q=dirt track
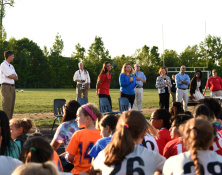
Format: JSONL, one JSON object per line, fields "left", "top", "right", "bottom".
{"left": 13, "top": 108, "right": 158, "bottom": 120}
{"left": 13, "top": 107, "right": 195, "bottom": 120}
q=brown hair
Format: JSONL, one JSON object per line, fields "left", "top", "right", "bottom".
{"left": 104, "top": 110, "right": 147, "bottom": 166}
{"left": 79, "top": 103, "right": 103, "bottom": 129}
{"left": 169, "top": 102, "right": 184, "bottom": 117}
{"left": 158, "top": 67, "right": 168, "bottom": 75}
{"left": 183, "top": 118, "right": 214, "bottom": 175}
{"left": 10, "top": 118, "right": 33, "bottom": 135}
{"left": 121, "top": 63, "right": 135, "bottom": 75}
{"left": 20, "top": 136, "right": 53, "bottom": 163}
{"left": 62, "top": 100, "right": 81, "bottom": 123}
{"left": 100, "top": 114, "right": 119, "bottom": 134}
{"left": 12, "top": 161, "right": 60, "bottom": 175}
{"left": 98, "top": 61, "right": 111, "bottom": 78}
{"left": 4, "top": 51, "right": 14, "bottom": 59}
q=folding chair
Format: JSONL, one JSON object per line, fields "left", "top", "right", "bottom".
{"left": 51, "top": 99, "right": 66, "bottom": 133}
{"left": 118, "top": 97, "right": 130, "bottom": 112}
{"left": 77, "top": 98, "right": 88, "bottom": 106}
{"left": 99, "top": 98, "right": 120, "bottom": 114}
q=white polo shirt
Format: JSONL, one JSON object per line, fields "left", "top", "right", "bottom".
{"left": 0, "top": 60, "right": 17, "bottom": 85}
{"left": 73, "top": 69, "right": 90, "bottom": 84}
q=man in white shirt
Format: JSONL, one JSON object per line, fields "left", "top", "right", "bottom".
{"left": 73, "top": 62, "right": 90, "bottom": 100}
{"left": 0, "top": 51, "right": 18, "bottom": 119}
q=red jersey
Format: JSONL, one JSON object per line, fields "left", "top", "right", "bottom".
{"left": 163, "top": 137, "right": 186, "bottom": 159}
{"left": 98, "top": 73, "right": 111, "bottom": 95}
{"left": 210, "top": 129, "right": 222, "bottom": 156}
{"left": 155, "top": 128, "right": 172, "bottom": 155}
{"left": 66, "top": 129, "right": 101, "bottom": 175}
{"left": 206, "top": 76, "right": 222, "bottom": 91}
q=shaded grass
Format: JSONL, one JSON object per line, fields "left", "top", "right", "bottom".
{"left": 33, "top": 118, "right": 56, "bottom": 127}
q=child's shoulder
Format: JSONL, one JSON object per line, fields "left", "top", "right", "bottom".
{"left": 74, "top": 129, "right": 100, "bottom": 135}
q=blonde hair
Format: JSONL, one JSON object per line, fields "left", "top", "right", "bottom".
{"left": 12, "top": 161, "right": 60, "bottom": 175}
{"left": 79, "top": 103, "right": 103, "bottom": 129}
{"left": 10, "top": 118, "right": 33, "bottom": 134}
{"left": 183, "top": 118, "right": 214, "bottom": 175}
{"left": 121, "top": 63, "right": 135, "bottom": 75}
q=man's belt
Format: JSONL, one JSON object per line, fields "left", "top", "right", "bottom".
{"left": 1, "top": 83, "right": 15, "bottom": 86}
{"left": 178, "top": 88, "right": 187, "bottom": 90}
{"left": 136, "top": 86, "right": 143, "bottom": 88}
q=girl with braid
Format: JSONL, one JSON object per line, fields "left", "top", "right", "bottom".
{"left": 163, "top": 118, "right": 222, "bottom": 175}
{"left": 92, "top": 110, "right": 166, "bottom": 175}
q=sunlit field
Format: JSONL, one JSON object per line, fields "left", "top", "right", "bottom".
{"left": 0, "top": 89, "right": 161, "bottom": 113}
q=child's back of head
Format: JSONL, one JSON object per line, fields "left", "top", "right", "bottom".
{"left": 20, "top": 136, "right": 53, "bottom": 164}
{"left": 12, "top": 161, "right": 60, "bottom": 175}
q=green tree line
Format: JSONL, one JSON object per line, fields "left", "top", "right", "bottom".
{"left": 0, "top": 34, "right": 222, "bottom": 89}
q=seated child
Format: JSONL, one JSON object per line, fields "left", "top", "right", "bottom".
{"left": 66, "top": 103, "right": 103, "bottom": 175}
{"left": 163, "top": 114, "right": 193, "bottom": 159}
{"left": 150, "top": 109, "right": 172, "bottom": 155}
{"left": 89, "top": 114, "right": 119, "bottom": 159}
{"left": 10, "top": 118, "right": 33, "bottom": 150}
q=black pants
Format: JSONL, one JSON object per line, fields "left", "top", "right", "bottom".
{"left": 159, "top": 92, "right": 169, "bottom": 111}
{"left": 99, "top": 94, "right": 112, "bottom": 109}
{"left": 121, "top": 92, "right": 135, "bottom": 108}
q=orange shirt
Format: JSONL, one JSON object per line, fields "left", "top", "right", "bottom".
{"left": 66, "top": 129, "right": 101, "bottom": 175}
{"left": 53, "top": 151, "right": 63, "bottom": 172}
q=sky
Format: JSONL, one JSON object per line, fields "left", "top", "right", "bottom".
{"left": 3, "top": 0, "right": 222, "bottom": 58}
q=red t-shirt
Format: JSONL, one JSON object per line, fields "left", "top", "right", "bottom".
{"left": 155, "top": 128, "right": 172, "bottom": 155}
{"left": 210, "top": 129, "right": 222, "bottom": 156}
{"left": 206, "top": 76, "right": 222, "bottom": 91}
{"left": 98, "top": 73, "right": 111, "bottom": 95}
{"left": 163, "top": 137, "right": 186, "bottom": 159}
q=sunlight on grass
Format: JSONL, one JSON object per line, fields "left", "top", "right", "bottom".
{"left": 0, "top": 89, "right": 162, "bottom": 113}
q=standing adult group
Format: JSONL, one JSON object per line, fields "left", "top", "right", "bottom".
{"left": 156, "top": 65, "right": 222, "bottom": 112}
{"left": 73, "top": 62, "right": 222, "bottom": 112}
{"left": 74, "top": 61, "right": 147, "bottom": 111}
{"left": 156, "top": 66, "right": 191, "bottom": 111}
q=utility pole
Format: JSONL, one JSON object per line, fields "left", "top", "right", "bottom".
{"left": 0, "top": 0, "right": 13, "bottom": 40}
{"left": 162, "top": 24, "right": 165, "bottom": 67}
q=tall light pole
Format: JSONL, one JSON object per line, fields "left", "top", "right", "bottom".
{"left": 0, "top": 0, "right": 13, "bottom": 40}
{"left": 162, "top": 24, "right": 165, "bottom": 67}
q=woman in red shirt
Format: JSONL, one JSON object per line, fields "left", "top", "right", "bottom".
{"left": 96, "top": 61, "right": 112, "bottom": 108}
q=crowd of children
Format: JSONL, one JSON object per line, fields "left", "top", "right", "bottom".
{"left": 1, "top": 97, "right": 222, "bottom": 175}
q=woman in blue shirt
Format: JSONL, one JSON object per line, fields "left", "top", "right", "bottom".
{"left": 119, "top": 63, "right": 137, "bottom": 107}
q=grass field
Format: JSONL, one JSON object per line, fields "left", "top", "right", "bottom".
{"left": 0, "top": 89, "right": 161, "bottom": 113}
{"left": 0, "top": 89, "right": 209, "bottom": 126}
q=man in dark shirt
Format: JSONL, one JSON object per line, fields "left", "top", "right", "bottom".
{"left": 171, "top": 74, "right": 176, "bottom": 104}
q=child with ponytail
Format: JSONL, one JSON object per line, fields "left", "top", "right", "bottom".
{"left": 92, "top": 110, "right": 166, "bottom": 174}
{"left": 66, "top": 103, "right": 103, "bottom": 175}
{"left": 163, "top": 118, "right": 222, "bottom": 175}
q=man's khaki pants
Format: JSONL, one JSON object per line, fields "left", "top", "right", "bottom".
{"left": 1, "top": 84, "right": 15, "bottom": 119}
{"left": 76, "top": 84, "right": 88, "bottom": 100}
{"left": 133, "top": 88, "right": 143, "bottom": 111}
